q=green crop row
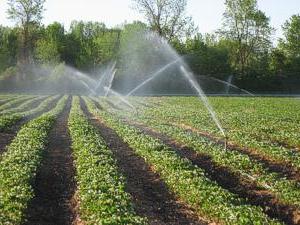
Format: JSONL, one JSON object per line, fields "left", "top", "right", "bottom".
{"left": 0, "top": 95, "right": 20, "bottom": 105}
{"left": 130, "top": 97, "right": 300, "bottom": 170}
{"left": 0, "top": 95, "right": 35, "bottom": 112}
{"left": 68, "top": 97, "right": 146, "bottom": 225}
{"left": 84, "top": 97, "right": 281, "bottom": 225}
{"left": 0, "top": 96, "right": 67, "bottom": 225}
{"left": 99, "top": 97, "right": 300, "bottom": 208}
{"left": 0, "top": 114, "right": 22, "bottom": 132}
{"left": 0, "top": 96, "right": 47, "bottom": 115}
{"left": 132, "top": 115, "right": 300, "bottom": 207}
{"left": 142, "top": 97, "right": 300, "bottom": 148}
{"left": 0, "top": 95, "right": 59, "bottom": 132}
{"left": 20, "top": 95, "right": 59, "bottom": 117}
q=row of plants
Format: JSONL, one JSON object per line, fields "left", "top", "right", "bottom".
{"left": 132, "top": 97, "right": 300, "bottom": 170}
{"left": 0, "top": 95, "right": 35, "bottom": 112}
{"left": 19, "top": 95, "right": 59, "bottom": 117}
{"left": 0, "top": 96, "right": 67, "bottom": 225}
{"left": 99, "top": 97, "right": 300, "bottom": 208}
{"left": 0, "top": 94, "right": 23, "bottom": 100}
{"left": 0, "top": 96, "right": 47, "bottom": 115}
{"left": 68, "top": 97, "right": 147, "bottom": 224}
{"left": 84, "top": 97, "right": 281, "bottom": 225}
{"left": 0, "top": 95, "right": 59, "bottom": 132}
{"left": 143, "top": 97, "right": 300, "bottom": 148}
{"left": 0, "top": 114, "right": 22, "bottom": 132}
{"left": 0, "top": 95, "right": 20, "bottom": 104}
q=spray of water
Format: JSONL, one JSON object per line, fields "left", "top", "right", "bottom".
{"left": 105, "top": 69, "right": 117, "bottom": 97}
{"left": 197, "top": 75, "right": 254, "bottom": 96}
{"left": 125, "top": 58, "right": 180, "bottom": 96}
{"left": 121, "top": 31, "right": 227, "bottom": 138}
{"left": 226, "top": 75, "right": 233, "bottom": 94}
{"left": 79, "top": 80, "right": 92, "bottom": 92}
{"left": 93, "top": 62, "right": 116, "bottom": 95}
{"left": 180, "top": 66, "right": 226, "bottom": 137}
{"left": 104, "top": 86, "right": 136, "bottom": 111}
{"left": 74, "top": 71, "right": 96, "bottom": 88}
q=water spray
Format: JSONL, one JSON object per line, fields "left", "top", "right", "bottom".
{"left": 104, "top": 86, "right": 136, "bottom": 112}
{"left": 226, "top": 75, "right": 233, "bottom": 95}
{"left": 198, "top": 75, "right": 254, "bottom": 96}
{"left": 104, "top": 69, "right": 117, "bottom": 97}
{"left": 93, "top": 61, "right": 117, "bottom": 96}
{"left": 125, "top": 58, "right": 180, "bottom": 97}
{"left": 80, "top": 80, "right": 97, "bottom": 95}
{"left": 180, "top": 65, "right": 228, "bottom": 148}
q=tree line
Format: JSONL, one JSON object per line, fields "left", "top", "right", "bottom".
{"left": 0, "top": 0, "right": 299, "bottom": 93}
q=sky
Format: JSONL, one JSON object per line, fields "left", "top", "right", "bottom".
{"left": 0, "top": 0, "right": 299, "bottom": 41}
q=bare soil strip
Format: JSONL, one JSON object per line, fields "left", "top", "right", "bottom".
{"left": 23, "top": 97, "right": 77, "bottom": 225}
{"left": 124, "top": 120, "right": 300, "bottom": 225}
{"left": 81, "top": 98, "right": 208, "bottom": 225}
{"left": 175, "top": 123, "right": 300, "bottom": 183}
{"left": 0, "top": 97, "right": 60, "bottom": 156}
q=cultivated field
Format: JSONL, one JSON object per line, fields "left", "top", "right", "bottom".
{"left": 0, "top": 94, "right": 299, "bottom": 225}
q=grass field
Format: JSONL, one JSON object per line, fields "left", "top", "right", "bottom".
{"left": 0, "top": 94, "right": 299, "bottom": 225}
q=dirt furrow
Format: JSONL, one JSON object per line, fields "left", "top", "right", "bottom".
{"left": 0, "top": 96, "right": 60, "bottom": 156}
{"left": 124, "top": 120, "right": 300, "bottom": 225}
{"left": 23, "top": 97, "right": 77, "bottom": 225}
{"left": 80, "top": 98, "right": 208, "bottom": 225}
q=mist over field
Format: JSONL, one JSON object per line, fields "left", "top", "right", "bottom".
{"left": 0, "top": 1, "right": 299, "bottom": 225}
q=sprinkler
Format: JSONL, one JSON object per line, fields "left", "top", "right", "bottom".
{"left": 224, "top": 135, "right": 228, "bottom": 150}
{"left": 134, "top": 109, "right": 139, "bottom": 117}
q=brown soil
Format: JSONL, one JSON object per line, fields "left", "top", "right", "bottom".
{"left": 0, "top": 96, "right": 60, "bottom": 155}
{"left": 0, "top": 133, "right": 16, "bottom": 155}
{"left": 23, "top": 96, "right": 77, "bottom": 225}
{"left": 80, "top": 98, "right": 209, "bottom": 225}
{"left": 175, "top": 123, "right": 300, "bottom": 183}
{"left": 126, "top": 120, "right": 300, "bottom": 225}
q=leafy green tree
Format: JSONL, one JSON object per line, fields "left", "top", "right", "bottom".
{"left": 69, "top": 21, "right": 120, "bottom": 71}
{"left": 35, "top": 39, "right": 60, "bottom": 64}
{"left": 117, "top": 21, "right": 150, "bottom": 78}
{"left": 0, "top": 26, "right": 18, "bottom": 72}
{"left": 7, "top": 0, "right": 46, "bottom": 65}
{"left": 278, "top": 15, "right": 300, "bottom": 76}
{"left": 279, "top": 14, "right": 300, "bottom": 58}
{"left": 220, "top": 0, "right": 273, "bottom": 75}
{"left": 132, "top": 0, "right": 196, "bottom": 41}
{"left": 184, "top": 34, "right": 232, "bottom": 79}
{"left": 34, "top": 22, "right": 65, "bottom": 64}
{"left": 269, "top": 48, "right": 286, "bottom": 76}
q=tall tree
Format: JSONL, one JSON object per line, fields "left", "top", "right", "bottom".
{"left": 34, "top": 22, "right": 65, "bottom": 64}
{"left": 132, "top": 0, "right": 196, "bottom": 40}
{"left": 69, "top": 21, "right": 120, "bottom": 71}
{"left": 0, "top": 26, "right": 18, "bottom": 72}
{"left": 220, "top": 0, "right": 273, "bottom": 75}
{"left": 279, "top": 14, "right": 300, "bottom": 58}
{"left": 7, "top": 0, "right": 46, "bottom": 65}
{"left": 278, "top": 14, "right": 300, "bottom": 76}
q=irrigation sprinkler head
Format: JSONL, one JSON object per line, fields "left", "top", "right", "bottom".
{"left": 134, "top": 109, "right": 139, "bottom": 117}
{"left": 224, "top": 134, "right": 228, "bottom": 151}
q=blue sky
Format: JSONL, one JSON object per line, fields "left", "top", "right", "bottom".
{"left": 0, "top": 0, "right": 299, "bottom": 40}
